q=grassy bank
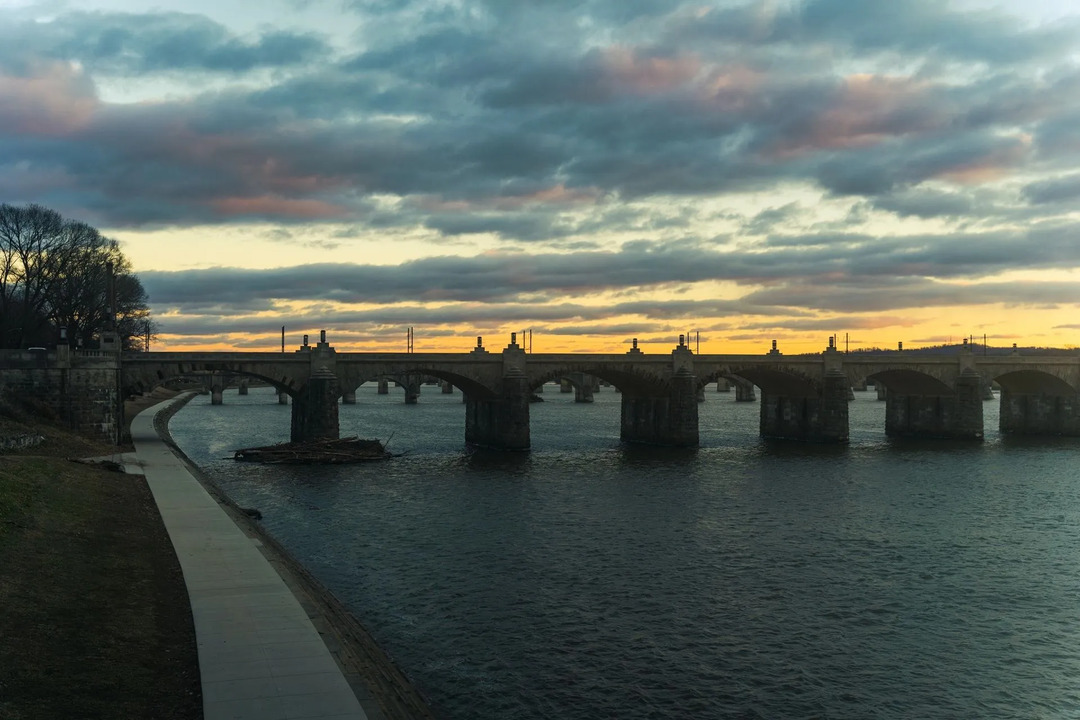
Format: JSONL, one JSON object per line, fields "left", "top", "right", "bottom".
{"left": 0, "top": 399, "right": 201, "bottom": 720}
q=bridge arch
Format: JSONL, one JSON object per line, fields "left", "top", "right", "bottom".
{"left": 991, "top": 369, "right": 1078, "bottom": 395}
{"left": 864, "top": 368, "right": 954, "bottom": 395}
{"left": 528, "top": 365, "right": 669, "bottom": 395}
{"left": 343, "top": 368, "right": 497, "bottom": 400}
{"left": 123, "top": 364, "right": 302, "bottom": 397}
{"left": 698, "top": 367, "right": 819, "bottom": 398}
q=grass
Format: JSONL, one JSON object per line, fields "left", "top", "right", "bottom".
{"left": 0, "top": 399, "right": 201, "bottom": 720}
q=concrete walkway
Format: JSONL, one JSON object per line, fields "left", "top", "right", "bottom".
{"left": 131, "top": 395, "right": 368, "bottom": 720}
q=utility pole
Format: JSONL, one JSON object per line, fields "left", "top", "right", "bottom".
{"left": 407, "top": 327, "right": 414, "bottom": 353}
{"left": 105, "top": 261, "right": 117, "bottom": 330}
{"left": 281, "top": 326, "right": 285, "bottom": 353}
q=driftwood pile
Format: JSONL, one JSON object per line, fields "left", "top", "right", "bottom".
{"left": 233, "top": 436, "right": 391, "bottom": 464}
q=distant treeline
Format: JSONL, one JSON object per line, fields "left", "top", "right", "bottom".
{"left": 0, "top": 203, "right": 153, "bottom": 350}
{"left": 844, "top": 343, "right": 1078, "bottom": 356}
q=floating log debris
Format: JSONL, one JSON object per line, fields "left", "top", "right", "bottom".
{"left": 233, "top": 436, "right": 392, "bottom": 464}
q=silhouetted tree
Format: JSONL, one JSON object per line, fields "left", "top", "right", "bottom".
{"left": 0, "top": 203, "right": 153, "bottom": 349}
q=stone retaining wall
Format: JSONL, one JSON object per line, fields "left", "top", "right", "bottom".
{"left": 0, "top": 349, "right": 121, "bottom": 444}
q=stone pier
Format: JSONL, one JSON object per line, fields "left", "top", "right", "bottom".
{"left": 570, "top": 372, "right": 594, "bottom": 403}
{"left": 442, "top": 381, "right": 454, "bottom": 394}
{"left": 377, "top": 378, "right": 389, "bottom": 394}
{"left": 734, "top": 377, "right": 756, "bottom": 402}
{"left": 404, "top": 378, "right": 420, "bottom": 404}
{"left": 289, "top": 335, "right": 340, "bottom": 442}
{"left": 465, "top": 340, "right": 530, "bottom": 450}
{"left": 278, "top": 390, "right": 289, "bottom": 405}
{"left": 999, "top": 390, "right": 1080, "bottom": 436}
{"left": 341, "top": 389, "right": 356, "bottom": 404}
{"left": 759, "top": 350, "right": 849, "bottom": 443}
{"left": 238, "top": 380, "right": 249, "bottom": 395}
{"left": 619, "top": 343, "right": 698, "bottom": 447}
{"left": 884, "top": 371, "right": 983, "bottom": 440}
{"left": 290, "top": 368, "right": 340, "bottom": 442}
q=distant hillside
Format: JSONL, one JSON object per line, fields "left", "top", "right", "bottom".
{"left": 842, "top": 343, "right": 1078, "bottom": 357}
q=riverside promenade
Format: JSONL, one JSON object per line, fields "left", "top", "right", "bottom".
{"left": 131, "top": 396, "right": 368, "bottom": 720}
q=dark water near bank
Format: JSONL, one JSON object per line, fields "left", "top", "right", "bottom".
{"left": 170, "top": 385, "right": 1080, "bottom": 719}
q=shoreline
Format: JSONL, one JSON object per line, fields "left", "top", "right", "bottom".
{"left": 152, "top": 393, "right": 438, "bottom": 720}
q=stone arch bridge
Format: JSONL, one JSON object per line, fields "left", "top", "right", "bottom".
{"left": 121, "top": 335, "right": 1080, "bottom": 450}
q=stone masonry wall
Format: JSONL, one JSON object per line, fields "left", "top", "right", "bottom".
{"left": 0, "top": 351, "right": 120, "bottom": 444}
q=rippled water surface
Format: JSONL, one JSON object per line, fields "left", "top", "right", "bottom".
{"left": 169, "top": 385, "right": 1080, "bottom": 719}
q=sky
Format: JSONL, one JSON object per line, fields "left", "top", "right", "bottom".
{"left": 3, "top": 0, "right": 1080, "bottom": 354}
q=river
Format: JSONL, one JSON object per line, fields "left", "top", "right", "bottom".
{"left": 168, "top": 384, "right": 1080, "bottom": 719}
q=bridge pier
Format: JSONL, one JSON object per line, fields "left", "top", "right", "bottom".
{"left": 620, "top": 343, "right": 698, "bottom": 447}
{"left": 560, "top": 379, "right": 573, "bottom": 393}
{"left": 884, "top": 371, "right": 983, "bottom": 439}
{"left": 571, "top": 373, "right": 594, "bottom": 403}
{"left": 620, "top": 370, "right": 698, "bottom": 447}
{"left": 341, "top": 389, "right": 356, "bottom": 404}
{"left": 876, "top": 384, "right": 887, "bottom": 401}
{"left": 404, "top": 379, "right": 420, "bottom": 404}
{"left": 734, "top": 378, "right": 756, "bottom": 402}
{"left": 238, "top": 380, "right": 249, "bottom": 395}
{"left": 1000, "top": 390, "right": 1080, "bottom": 436}
{"left": 278, "top": 390, "right": 289, "bottom": 405}
{"left": 465, "top": 341, "right": 530, "bottom": 450}
{"left": 759, "top": 370, "right": 849, "bottom": 442}
{"left": 211, "top": 377, "right": 224, "bottom": 405}
{"left": 290, "top": 368, "right": 340, "bottom": 442}
{"left": 442, "top": 381, "right": 454, "bottom": 394}
{"left": 377, "top": 379, "right": 389, "bottom": 395}
{"left": 716, "top": 379, "right": 730, "bottom": 392}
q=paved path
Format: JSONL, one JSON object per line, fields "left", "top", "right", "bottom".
{"left": 131, "top": 395, "right": 368, "bottom": 720}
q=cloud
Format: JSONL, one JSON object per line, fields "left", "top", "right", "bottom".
{"left": 140, "top": 217, "right": 1080, "bottom": 316}
{"left": 1, "top": 11, "right": 330, "bottom": 76}
{"left": 0, "top": 60, "right": 97, "bottom": 136}
{"left": 2, "top": 0, "right": 1077, "bottom": 229}
{"left": 1022, "top": 173, "right": 1080, "bottom": 204}
{"left": 871, "top": 188, "right": 975, "bottom": 218}
{"left": 2, "top": 0, "right": 1080, "bottom": 349}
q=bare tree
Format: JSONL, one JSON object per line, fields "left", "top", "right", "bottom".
{"left": 0, "top": 203, "right": 153, "bottom": 349}
{"left": 0, "top": 204, "right": 64, "bottom": 346}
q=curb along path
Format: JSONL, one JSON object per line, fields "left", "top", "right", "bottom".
{"left": 131, "top": 395, "right": 368, "bottom": 720}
